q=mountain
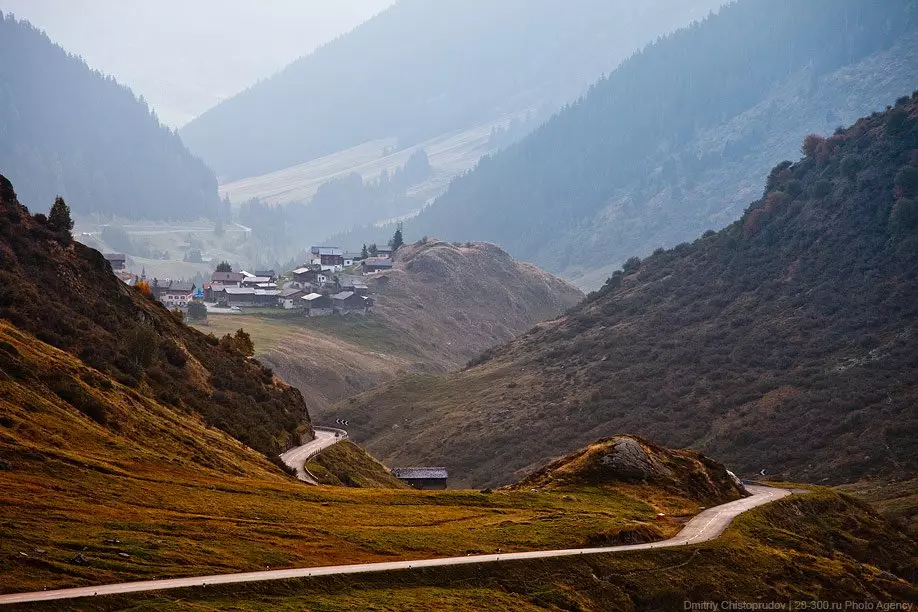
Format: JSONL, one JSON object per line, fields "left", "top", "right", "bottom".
{"left": 341, "top": 96, "right": 918, "bottom": 488}
{"left": 0, "top": 175, "right": 309, "bottom": 456}
{"left": 401, "top": 0, "right": 918, "bottom": 288}
{"left": 205, "top": 239, "right": 584, "bottom": 417}
{"left": 0, "top": 13, "right": 220, "bottom": 221}
{"left": 181, "top": 0, "right": 723, "bottom": 182}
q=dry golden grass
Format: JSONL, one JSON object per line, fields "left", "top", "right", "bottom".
{"left": 0, "top": 322, "right": 709, "bottom": 595}
{"left": 37, "top": 490, "right": 918, "bottom": 611}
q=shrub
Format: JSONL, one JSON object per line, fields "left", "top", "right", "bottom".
{"left": 895, "top": 166, "right": 918, "bottom": 197}
{"left": 51, "top": 377, "right": 107, "bottom": 425}
{"left": 622, "top": 257, "right": 641, "bottom": 275}
{"left": 810, "top": 180, "right": 832, "bottom": 199}
{"left": 187, "top": 301, "right": 207, "bottom": 321}
{"left": 801, "top": 134, "right": 825, "bottom": 157}
{"left": 886, "top": 107, "right": 910, "bottom": 134}
{"left": 135, "top": 280, "right": 152, "bottom": 298}
{"left": 125, "top": 325, "right": 158, "bottom": 368}
{"left": 840, "top": 155, "right": 864, "bottom": 180}
{"left": 889, "top": 198, "right": 918, "bottom": 232}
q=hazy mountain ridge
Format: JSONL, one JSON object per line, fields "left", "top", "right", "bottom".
{"left": 181, "top": 0, "right": 723, "bottom": 181}
{"left": 342, "top": 97, "right": 918, "bottom": 488}
{"left": 0, "top": 13, "right": 220, "bottom": 221}
{"left": 401, "top": 0, "right": 918, "bottom": 288}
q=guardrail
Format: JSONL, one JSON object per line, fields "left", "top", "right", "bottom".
{"left": 300, "top": 426, "right": 349, "bottom": 463}
{"left": 314, "top": 426, "right": 349, "bottom": 439}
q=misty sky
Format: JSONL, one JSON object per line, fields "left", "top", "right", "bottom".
{"left": 0, "top": 0, "right": 394, "bottom": 127}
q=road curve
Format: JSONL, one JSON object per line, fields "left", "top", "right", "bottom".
{"left": 278, "top": 426, "right": 348, "bottom": 483}
{"left": 0, "top": 485, "right": 790, "bottom": 605}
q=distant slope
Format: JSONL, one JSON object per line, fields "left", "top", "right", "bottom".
{"left": 181, "top": 0, "right": 723, "bottom": 181}
{"left": 234, "top": 240, "right": 584, "bottom": 417}
{"left": 343, "top": 97, "right": 918, "bottom": 488}
{"left": 0, "top": 175, "right": 309, "bottom": 456}
{"left": 0, "top": 13, "right": 219, "bottom": 220}
{"left": 403, "top": 0, "right": 918, "bottom": 287}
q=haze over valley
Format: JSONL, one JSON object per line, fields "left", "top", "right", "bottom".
{"left": 1, "top": 1, "right": 916, "bottom": 608}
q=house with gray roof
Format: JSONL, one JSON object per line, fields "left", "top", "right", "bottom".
{"left": 391, "top": 468, "right": 448, "bottom": 490}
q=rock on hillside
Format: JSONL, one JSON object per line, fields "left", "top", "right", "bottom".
{"left": 342, "top": 95, "right": 918, "bottom": 488}
{"left": 368, "top": 239, "right": 584, "bottom": 367}
{"left": 511, "top": 435, "right": 745, "bottom": 507}
{"left": 0, "top": 175, "right": 311, "bottom": 457}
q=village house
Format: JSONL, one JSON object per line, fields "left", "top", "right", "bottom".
{"left": 361, "top": 257, "right": 393, "bottom": 274}
{"left": 391, "top": 468, "right": 448, "bottom": 490}
{"left": 343, "top": 252, "right": 362, "bottom": 267}
{"left": 302, "top": 292, "right": 333, "bottom": 316}
{"left": 310, "top": 246, "right": 345, "bottom": 272}
{"left": 215, "top": 286, "right": 280, "bottom": 308}
{"left": 292, "top": 266, "right": 329, "bottom": 286}
{"left": 161, "top": 281, "right": 195, "bottom": 309}
{"left": 241, "top": 275, "right": 276, "bottom": 288}
{"left": 332, "top": 291, "right": 373, "bottom": 314}
{"left": 375, "top": 246, "right": 393, "bottom": 259}
{"left": 149, "top": 280, "right": 196, "bottom": 309}
{"left": 254, "top": 270, "right": 277, "bottom": 281}
{"left": 211, "top": 271, "right": 245, "bottom": 285}
{"left": 279, "top": 288, "right": 305, "bottom": 309}
{"left": 103, "top": 253, "right": 126, "bottom": 270}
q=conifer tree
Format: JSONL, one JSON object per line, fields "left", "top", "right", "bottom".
{"left": 48, "top": 196, "right": 74, "bottom": 234}
{"left": 389, "top": 223, "right": 404, "bottom": 252}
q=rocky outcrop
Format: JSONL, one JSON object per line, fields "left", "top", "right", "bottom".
{"left": 511, "top": 435, "right": 746, "bottom": 506}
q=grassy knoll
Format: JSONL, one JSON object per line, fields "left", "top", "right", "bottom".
{"left": 306, "top": 440, "right": 409, "bottom": 489}
{"left": 192, "top": 311, "right": 425, "bottom": 361}
{"left": 33, "top": 490, "right": 917, "bottom": 610}
{"left": 190, "top": 312, "right": 303, "bottom": 353}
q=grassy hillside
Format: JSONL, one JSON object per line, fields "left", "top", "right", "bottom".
{"left": 306, "top": 441, "right": 409, "bottom": 489}
{"left": 0, "top": 344, "right": 735, "bottom": 596}
{"left": 402, "top": 0, "right": 918, "bottom": 287}
{"left": 0, "top": 175, "right": 310, "bottom": 456}
{"left": 343, "top": 96, "right": 918, "bottom": 488}
{"left": 47, "top": 489, "right": 917, "bottom": 610}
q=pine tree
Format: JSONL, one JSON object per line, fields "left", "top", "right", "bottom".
{"left": 361, "top": 243, "right": 369, "bottom": 259}
{"left": 216, "top": 261, "right": 233, "bottom": 273}
{"left": 48, "top": 196, "right": 74, "bottom": 234}
{"left": 389, "top": 222, "right": 404, "bottom": 252}
{"left": 369, "top": 243, "right": 378, "bottom": 257}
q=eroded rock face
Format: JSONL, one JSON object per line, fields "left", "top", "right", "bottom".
{"left": 599, "top": 436, "right": 672, "bottom": 481}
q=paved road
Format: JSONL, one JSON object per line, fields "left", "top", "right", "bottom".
{"left": 278, "top": 427, "right": 348, "bottom": 483}
{"left": 0, "top": 485, "right": 790, "bottom": 605}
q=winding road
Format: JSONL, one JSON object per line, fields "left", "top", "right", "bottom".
{"left": 0, "top": 485, "right": 790, "bottom": 605}
{"left": 279, "top": 426, "right": 348, "bottom": 483}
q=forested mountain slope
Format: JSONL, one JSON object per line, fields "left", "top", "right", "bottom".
{"left": 0, "top": 13, "right": 219, "bottom": 221}
{"left": 181, "top": 0, "right": 722, "bottom": 181}
{"left": 343, "top": 97, "right": 918, "bottom": 488}
{"left": 404, "top": 0, "right": 918, "bottom": 288}
{"left": 0, "top": 176, "right": 309, "bottom": 456}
